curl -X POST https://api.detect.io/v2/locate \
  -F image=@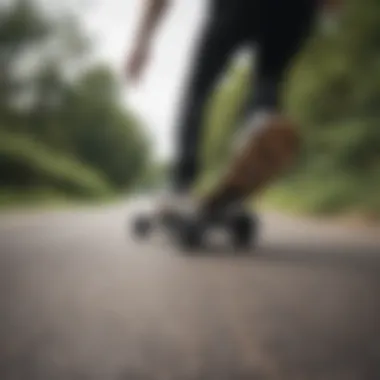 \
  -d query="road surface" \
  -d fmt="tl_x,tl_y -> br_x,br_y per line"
1,200 -> 380,380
